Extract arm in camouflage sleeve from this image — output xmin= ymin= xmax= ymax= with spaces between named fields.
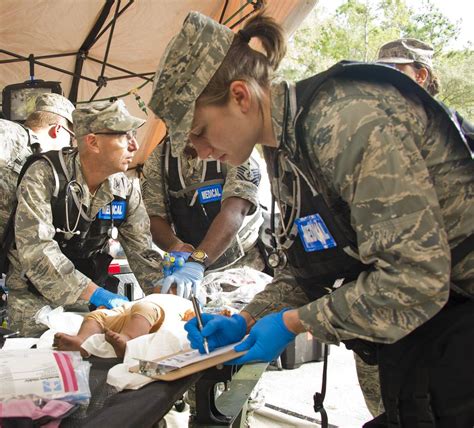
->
xmin=141 ymin=145 xmax=189 ymax=251
xmin=221 ymin=156 xmax=261 ymax=214
xmin=118 ymin=177 xmax=163 ymax=294
xmin=294 ymin=80 xmax=451 ymax=345
xmin=242 ymin=268 xmax=311 ymax=327
xmin=197 ymin=156 xmax=262 ymax=263
xmin=14 ymin=160 xmax=91 ymax=305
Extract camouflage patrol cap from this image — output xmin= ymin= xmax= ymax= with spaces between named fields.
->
xmin=72 ymin=99 xmax=146 ymax=137
xmin=377 ymin=38 xmax=434 ymax=69
xmin=148 ymin=11 xmax=235 ymax=156
xmin=35 ymin=93 xmax=75 ymax=125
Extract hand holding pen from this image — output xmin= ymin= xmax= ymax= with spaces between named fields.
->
xmin=190 ymin=294 xmax=210 ymax=355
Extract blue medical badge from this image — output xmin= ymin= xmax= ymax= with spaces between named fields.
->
xmin=198 ymin=184 xmax=223 ymax=204
xmin=97 ymin=200 xmax=127 ymax=220
xmin=295 ymin=214 xmax=337 ymax=252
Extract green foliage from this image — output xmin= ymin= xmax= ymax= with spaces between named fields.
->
xmin=436 ymin=50 xmax=474 ymax=118
xmin=277 ymin=0 xmax=473 ymax=120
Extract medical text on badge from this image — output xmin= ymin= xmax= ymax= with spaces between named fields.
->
xmin=198 ymin=184 xmax=223 ymax=204
xmin=97 ymin=200 xmax=127 ymax=220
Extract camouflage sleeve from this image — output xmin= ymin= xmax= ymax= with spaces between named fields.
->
xmin=243 ymin=267 xmax=311 ymax=318
xmin=296 ymin=79 xmax=451 ymax=345
xmin=14 ymin=160 xmax=90 ymax=305
xmin=141 ymin=144 xmax=168 ymax=220
xmin=222 ymin=154 xmax=261 ymax=214
xmin=118 ymin=177 xmax=163 ymax=294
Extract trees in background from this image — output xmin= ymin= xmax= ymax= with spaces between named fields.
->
xmin=278 ymin=0 xmax=473 ymax=119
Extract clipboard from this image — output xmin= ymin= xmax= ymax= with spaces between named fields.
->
xmin=129 ymin=345 xmax=246 ymax=381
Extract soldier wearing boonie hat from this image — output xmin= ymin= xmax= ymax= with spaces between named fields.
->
xmin=73 ymin=99 xmax=145 ymax=137
xmin=376 ymin=37 xmax=440 ymax=96
xmin=377 ymin=38 xmax=434 ymax=69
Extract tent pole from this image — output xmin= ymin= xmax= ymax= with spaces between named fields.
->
xmin=0 ymin=49 xmax=96 ymax=83
xmin=69 ymin=0 xmax=115 ymax=103
xmin=92 ymin=0 xmax=134 ymax=45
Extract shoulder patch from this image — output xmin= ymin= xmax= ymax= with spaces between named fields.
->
xmin=236 ymin=159 xmax=261 ymax=186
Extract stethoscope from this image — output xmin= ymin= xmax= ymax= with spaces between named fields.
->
xmin=55 ymin=180 xmax=84 ymax=236
xmin=267 ymin=82 xmax=318 ymax=269
xmin=55 ymin=180 xmax=119 ymax=240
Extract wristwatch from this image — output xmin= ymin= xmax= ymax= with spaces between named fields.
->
xmin=189 ymin=249 xmax=209 ymax=267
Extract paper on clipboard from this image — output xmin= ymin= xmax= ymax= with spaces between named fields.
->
xmin=129 ymin=339 xmax=247 ymax=381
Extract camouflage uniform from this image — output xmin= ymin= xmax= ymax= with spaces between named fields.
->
xmin=7 ymin=100 xmax=162 ymax=336
xmin=147 ymin=11 xmax=473 ymax=420
xmin=141 ymin=144 xmax=265 ymax=272
xmin=244 ymin=79 xmax=473 ymax=341
xmin=0 ymin=120 xmax=36 ymax=240
xmin=0 ymin=94 xmax=74 ymax=240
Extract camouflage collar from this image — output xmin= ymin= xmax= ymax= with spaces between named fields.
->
xmin=73 ymin=153 xmax=128 ymax=213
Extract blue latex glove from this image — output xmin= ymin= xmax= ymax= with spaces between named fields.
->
xmin=159 ymin=261 xmax=205 ymax=299
xmin=184 ymin=313 xmax=247 ymax=354
xmin=229 ymin=310 xmax=296 ymax=365
xmin=89 ymin=287 xmax=129 ymax=309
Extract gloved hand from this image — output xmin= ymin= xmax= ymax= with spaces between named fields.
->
xmin=185 ymin=313 xmax=247 ymax=354
xmin=229 ymin=310 xmax=296 ymax=365
xmin=89 ymin=287 xmax=129 ymax=309
xmin=159 ymin=261 xmax=205 ymax=299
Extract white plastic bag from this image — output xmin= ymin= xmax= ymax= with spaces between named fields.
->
xmin=0 ymin=349 xmax=91 ymax=404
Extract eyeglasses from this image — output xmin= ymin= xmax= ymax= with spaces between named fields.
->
xmin=94 ymin=129 xmax=137 ymax=142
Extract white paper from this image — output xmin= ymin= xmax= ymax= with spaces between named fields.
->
xmin=1 ymin=338 xmax=39 ymax=350
xmin=156 ymin=339 xmax=245 ymax=369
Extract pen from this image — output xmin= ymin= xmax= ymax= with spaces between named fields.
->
xmin=191 ymin=294 xmax=210 ymax=355
xmin=2 ymin=330 xmax=20 ymax=338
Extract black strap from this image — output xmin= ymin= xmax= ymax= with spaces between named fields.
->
xmin=451 ymin=234 xmax=474 ymax=267
xmin=313 ymin=344 xmax=329 ymax=428
xmin=0 ymin=206 xmax=16 ymax=275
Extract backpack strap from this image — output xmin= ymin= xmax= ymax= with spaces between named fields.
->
xmin=0 ymin=149 xmax=72 ymax=275
xmin=451 ymin=234 xmax=474 ymax=267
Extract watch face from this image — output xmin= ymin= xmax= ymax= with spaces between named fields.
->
xmin=192 ymin=249 xmax=207 ymax=262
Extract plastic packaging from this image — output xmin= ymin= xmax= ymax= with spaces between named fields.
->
xmin=202 ymin=267 xmax=272 ymax=312
xmin=0 ymin=349 xmax=91 ymax=404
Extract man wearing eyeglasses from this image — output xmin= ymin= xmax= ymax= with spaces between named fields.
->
xmin=5 ymin=100 xmax=164 ymax=337
xmin=0 ymin=93 xmax=75 ymax=244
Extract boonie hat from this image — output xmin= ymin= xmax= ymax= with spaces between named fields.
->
xmin=35 ymin=93 xmax=75 ymax=125
xmin=72 ymin=99 xmax=146 ymax=137
xmin=377 ymin=38 xmax=434 ymax=69
xmin=148 ymin=11 xmax=235 ymax=156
